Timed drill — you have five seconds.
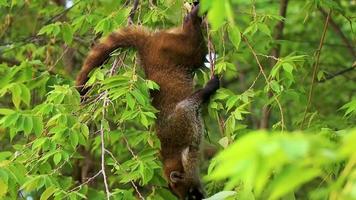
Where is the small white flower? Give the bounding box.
[65,0,73,8]
[204,53,218,69]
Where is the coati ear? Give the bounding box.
[170,171,184,183]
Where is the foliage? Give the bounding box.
[0,0,355,199]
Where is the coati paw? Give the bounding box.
[206,74,220,92]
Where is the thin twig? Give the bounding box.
[105,149,145,200]
[318,62,356,83]
[68,170,102,194]
[97,55,124,199]
[260,0,289,129]
[319,8,355,57]
[48,45,69,72]
[301,9,332,129]
[123,135,138,158]
[96,1,142,199]
[100,93,111,199]
[243,35,285,131]
[330,155,356,200]
[247,71,262,90]
[256,53,281,61]
[44,0,82,25]
[128,0,140,25]
[204,20,216,78]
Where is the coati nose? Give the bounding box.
[185,187,204,200]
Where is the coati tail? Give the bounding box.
[76,26,150,93]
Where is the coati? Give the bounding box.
[76,4,219,200]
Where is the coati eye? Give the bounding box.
[170,171,184,183]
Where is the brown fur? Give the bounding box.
[76,5,219,199]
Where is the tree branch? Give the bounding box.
[260,0,289,129]
[105,149,144,200]
[128,0,140,25]
[100,97,111,200]
[243,35,285,131]
[319,8,355,57]
[318,62,356,83]
[0,55,20,66]
[45,0,81,25]
[67,170,102,196]
[96,1,142,196]
[301,9,332,129]
[205,20,216,78]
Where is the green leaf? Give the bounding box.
[282,63,294,74]
[94,18,113,34]
[224,116,235,136]
[40,186,58,200]
[200,0,212,13]
[23,115,33,135]
[140,112,149,128]
[204,191,237,200]
[62,23,73,44]
[227,25,241,51]
[258,23,271,37]
[2,112,20,127]
[218,137,229,148]
[0,108,15,115]
[271,63,282,78]
[32,116,44,136]
[131,90,146,106]
[317,70,325,81]
[81,124,89,140]
[0,151,12,161]
[0,0,9,7]
[207,0,226,30]
[21,176,42,192]
[226,95,239,111]
[340,99,356,116]
[19,84,31,107]
[38,22,61,37]
[70,132,79,148]
[32,138,47,150]
[146,80,159,90]
[243,23,258,36]
[53,153,62,165]
[269,166,321,200]
[126,93,136,109]
[270,80,281,93]
[10,84,22,109]
[0,180,7,198]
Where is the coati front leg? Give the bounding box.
[163,75,220,199]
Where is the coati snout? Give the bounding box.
[169,171,205,200]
